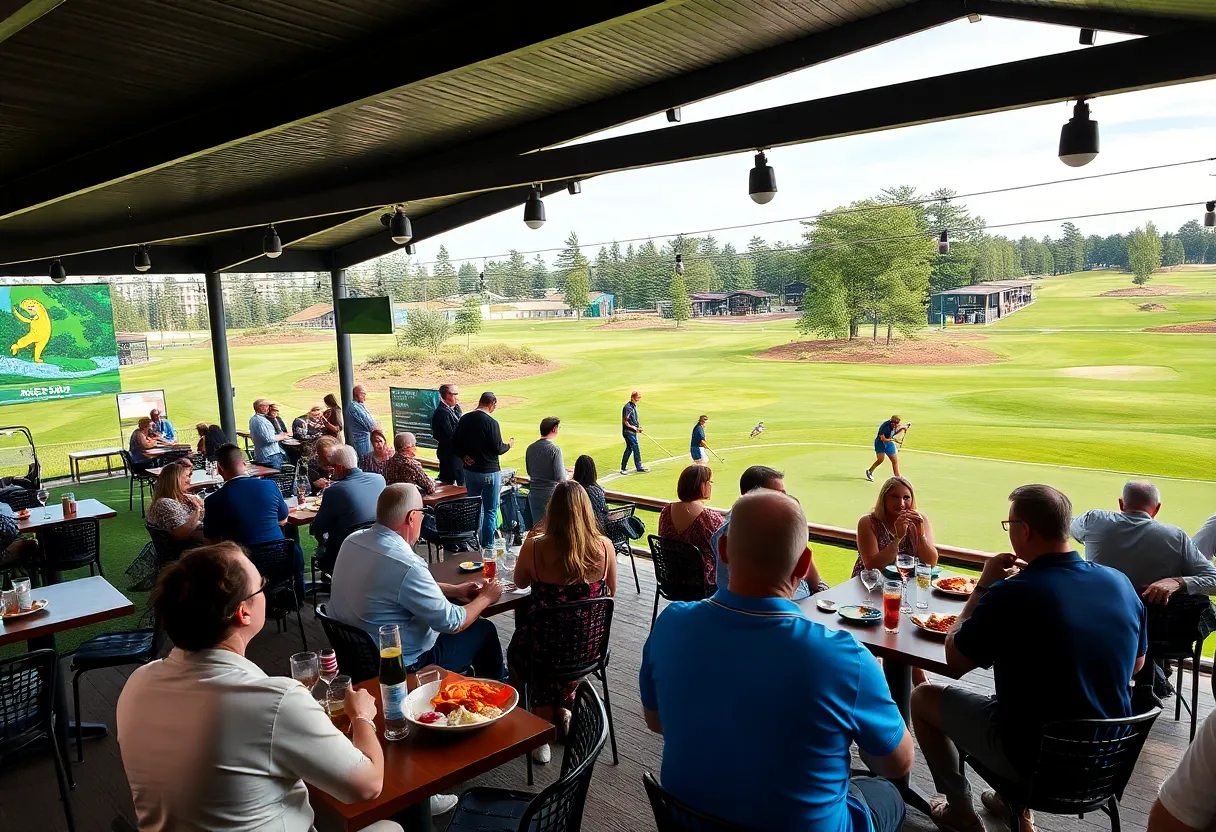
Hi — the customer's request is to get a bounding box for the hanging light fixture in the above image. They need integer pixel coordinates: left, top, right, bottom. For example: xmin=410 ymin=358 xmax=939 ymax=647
xmin=938 ymin=231 xmax=950 ymax=255
xmin=478 ymin=272 xmax=487 ymax=292
xmin=566 ymin=180 xmax=582 ymax=196
xmin=674 ymin=253 xmax=685 ymax=275
xmin=380 ymin=205 xmax=413 ymax=244
xmin=523 ymin=185 xmax=546 ymax=229
xmin=50 ymin=258 xmax=66 ymax=283
xmin=748 ymin=151 xmax=777 ymax=204
xmin=1205 ymin=201 xmax=1215 ymax=228
xmin=404 ymin=242 xmax=416 ymax=255
xmin=1079 ymin=28 xmax=1096 ymax=45
xmin=134 ymin=245 xmax=152 ymax=272
xmin=263 ymin=224 xmax=282 ymax=258
xmin=666 ymin=107 xmax=682 ymax=123
xmin=1058 ymin=99 xmax=1099 ymax=167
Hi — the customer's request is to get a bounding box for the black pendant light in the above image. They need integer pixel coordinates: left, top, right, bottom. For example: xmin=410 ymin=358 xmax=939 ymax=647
xmin=523 ymin=185 xmax=546 ymax=230
xmin=1058 ymin=99 xmax=1099 ymax=167
xmin=263 ymin=224 xmax=282 ymax=258
xmin=749 ymin=151 xmax=777 ymax=204
xmin=134 ymin=245 xmax=152 ymax=272
xmin=674 ymin=253 xmax=685 ymax=275
xmin=666 ymin=107 xmax=682 ymax=123
xmin=380 ymin=206 xmax=413 ymax=244
xmin=938 ymin=231 xmax=950 ymax=255
xmin=50 ymin=258 xmax=66 ymax=283
xmin=405 ymin=242 xmax=416 ymax=255
xmin=1205 ymin=201 xmax=1215 ymax=228
xmin=566 ymin=180 xmax=582 ymax=196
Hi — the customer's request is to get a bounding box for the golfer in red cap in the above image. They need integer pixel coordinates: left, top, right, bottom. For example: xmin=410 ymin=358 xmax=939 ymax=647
xmin=620 ymin=390 xmax=649 ymax=475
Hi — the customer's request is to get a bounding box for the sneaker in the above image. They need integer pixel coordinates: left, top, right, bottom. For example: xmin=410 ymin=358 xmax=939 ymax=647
xmin=430 ymin=794 xmax=458 ymax=816
xmin=865 ymin=469 xmax=874 ymax=482
xmin=981 ymin=791 xmax=1035 ymax=832
xmin=929 ymin=797 xmax=985 ymax=832
xmin=619 ymin=469 xmax=628 ymax=476
xmin=532 ymin=743 xmax=552 ymax=764
xmin=636 ymin=467 xmax=650 ymax=473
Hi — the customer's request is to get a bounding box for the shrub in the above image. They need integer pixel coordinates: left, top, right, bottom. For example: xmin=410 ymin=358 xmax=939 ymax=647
xmin=398 ymin=308 xmax=451 ymax=354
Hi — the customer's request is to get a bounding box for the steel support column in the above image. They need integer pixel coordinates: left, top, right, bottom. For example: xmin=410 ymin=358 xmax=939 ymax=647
xmin=331 ymin=268 xmax=355 ymax=447
xmin=205 ymin=271 xmax=236 ymax=441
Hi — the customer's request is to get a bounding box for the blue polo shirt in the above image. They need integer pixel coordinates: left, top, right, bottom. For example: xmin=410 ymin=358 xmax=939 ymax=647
xmin=875 ymin=420 xmax=896 ymax=442
xmin=622 ymin=401 xmax=639 ymax=438
xmin=640 ymin=589 xmax=905 ymax=831
xmin=690 ymin=423 xmax=705 ymax=457
xmin=202 ymin=475 xmax=288 ymax=546
xmin=952 ymin=552 xmax=1146 ymax=769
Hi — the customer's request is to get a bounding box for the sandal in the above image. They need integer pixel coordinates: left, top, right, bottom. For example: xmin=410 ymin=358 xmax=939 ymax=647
xmin=980 ymin=791 xmax=1036 ymax=832
xmin=929 ymin=797 xmax=986 ymax=832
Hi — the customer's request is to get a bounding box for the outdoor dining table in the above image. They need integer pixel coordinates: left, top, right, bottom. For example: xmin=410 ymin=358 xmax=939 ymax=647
xmin=803 ymin=572 xmax=972 ymax=816
xmin=308 ymin=665 xmax=554 ymax=832
xmin=143 ymin=444 xmax=193 ymax=458
xmin=17 ymin=497 xmax=117 ymax=534
xmin=423 ymin=482 xmax=466 ymax=507
xmin=0 ymin=576 xmax=135 ymax=773
xmin=145 ymin=463 xmax=280 ymax=491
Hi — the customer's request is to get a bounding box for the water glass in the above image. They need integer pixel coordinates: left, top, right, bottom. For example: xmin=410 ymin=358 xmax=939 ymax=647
xmin=859 ymin=568 xmax=881 ymax=605
xmin=1 ymin=589 xmax=16 ymax=615
xmin=915 ymin=561 xmax=932 ymax=610
xmin=882 ymin=580 xmax=902 ymax=634
xmin=415 ymin=668 xmax=442 ymax=692
xmin=290 ymin=651 xmax=320 ymax=696
xmin=36 ymin=488 xmax=49 ymax=519
xmin=326 ymin=675 xmax=352 ymax=734
xmin=12 ymin=578 xmax=32 ymax=611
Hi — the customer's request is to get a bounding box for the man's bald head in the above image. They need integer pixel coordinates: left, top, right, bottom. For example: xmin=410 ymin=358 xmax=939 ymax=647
xmin=726 ymin=489 xmax=808 ymax=583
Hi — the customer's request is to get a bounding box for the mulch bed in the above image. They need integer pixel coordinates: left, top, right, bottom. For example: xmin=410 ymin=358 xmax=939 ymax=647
xmin=197 ymin=331 xmax=333 ymax=347
xmin=698 ymin=312 xmax=800 ymax=324
xmin=1138 ymin=303 xmax=1167 ymax=311
xmin=594 ymin=317 xmax=668 ymax=330
xmin=1146 ymin=321 xmax=1216 ymax=333
xmin=1099 ymin=285 xmax=1187 ymax=297
xmin=295 ymin=360 xmax=557 ymax=393
xmin=756 ymin=338 xmax=1002 ymax=365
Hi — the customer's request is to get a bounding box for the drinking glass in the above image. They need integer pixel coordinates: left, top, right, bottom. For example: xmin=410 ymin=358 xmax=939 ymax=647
xmin=36 ymin=488 xmax=50 ymax=519
xmin=296 ymin=483 xmax=309 ymax=506
xmin=326 ymin=675 xmax=352 ymax=734
xmin=896 ymin=553 xmax=916 ymax=614
xmin=915 ymin=561 xmax=932 ymax=610
xmin=415 ymin=668 xmax=442 ymax=691
xmin=859 ymin=568 xmax=881 ymax=606
xmin=319 ymin=649 xmax=339 ymax=687
xmin=882 ymin=580 xmax=902 ymax=634
xmin=290 ymin=651 xmax=320 ymax=696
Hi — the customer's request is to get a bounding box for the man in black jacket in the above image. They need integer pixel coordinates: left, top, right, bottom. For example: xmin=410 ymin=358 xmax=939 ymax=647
xmin=431 ymin=383 xmax=463 ymax=485
xmin=451 ymin=392 xmax=514 ymax=548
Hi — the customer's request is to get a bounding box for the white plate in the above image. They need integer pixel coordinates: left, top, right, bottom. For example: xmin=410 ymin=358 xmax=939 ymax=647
xmin=932 ymin=576 xmax=978 ymax=597
xmin=1 ymin=598 xmax=49 ymax=619
xmin=911 ymin=612 xmax=957 ymax=636
xmin=405 ymin=678 xmax=518 ymax=732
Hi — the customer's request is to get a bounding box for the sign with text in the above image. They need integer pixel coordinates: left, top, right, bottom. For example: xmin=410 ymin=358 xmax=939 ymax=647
xmin=388 ymin=387 xmax=440 ymax=449
xmin=117 ymin=389 xmax=168 ymax=441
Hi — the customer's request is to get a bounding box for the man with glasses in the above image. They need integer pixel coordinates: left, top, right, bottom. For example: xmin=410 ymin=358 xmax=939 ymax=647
xmin=117 ymin=543 xmax=401 ymax=831
xmin=431 ymin=383 xmax=464 ymax=485
xmin=910 ymin=484 xmax=1146 ymax=832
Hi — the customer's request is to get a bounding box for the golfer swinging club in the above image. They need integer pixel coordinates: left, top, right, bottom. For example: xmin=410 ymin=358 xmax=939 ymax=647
xmin=690 ymin=414 xmax=709 ymax=465
xmin=865 ymin=414 xmax=910 ymax=482
xmin=620 ymin=390 xmax=649 ymax=475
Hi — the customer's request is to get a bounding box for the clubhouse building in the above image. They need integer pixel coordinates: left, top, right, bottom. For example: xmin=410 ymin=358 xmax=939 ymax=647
xmin=929 ymin=279 xmax=1035 ymax=326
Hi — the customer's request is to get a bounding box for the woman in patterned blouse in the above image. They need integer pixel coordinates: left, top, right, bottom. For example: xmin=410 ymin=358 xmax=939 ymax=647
xmin=657 ymin=465 xmax=725 ymax=587
xmin=360 ymin=428 xmax=393 ymax=476
xmin=146 ymin=458 xmax=204 ymax=543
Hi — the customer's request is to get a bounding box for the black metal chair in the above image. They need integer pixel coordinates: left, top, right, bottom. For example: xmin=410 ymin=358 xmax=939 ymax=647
xmin=0 ymin=649 xmax=75 ymax=832
xmin=273 ymin=463 xmax=298 ymax=498
xmin=145 ymin=522 xmax=192 ymax=567
xmin=189 ymin=452 xmax=207 ymax=471
xmin=447 ymin=681 xmax=608 ymax=832
xmin=517 ymin=597 xmax=617 ymax=785
xmin=644 ymin=771 xmax=753 ymax=831
xmin=3 ymin=488 xmax=38 ymax=511
xmin=316 ymin=603 xmax=380 ymax=683
xmin=244 ymin=538 xmax=307 ymax=650
xmin=40 ymin=518 xmax=103 ymax=583
xmin=70 ymin=610 xmax=162 ymax=762
xmin=647 ymin=535 xmax=712 ymax=628
xmin=604 ymin=503 xmax=641 ymax=593
xmin=424 ymin=496 xmax=482 ymax=559
xmin=1144 ymin=593 xmax=1215 ymax=740
xmin=119 ymin=449 xmax=156 ymax=512
xmin=0 ymin=537 xmax=39 ymax=590
xmin=961 ymin=707 xmax=1162 ymax=832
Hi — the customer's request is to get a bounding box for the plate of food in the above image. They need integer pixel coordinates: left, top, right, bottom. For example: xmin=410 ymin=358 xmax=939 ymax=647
xmin=14 ymin=509 xmax=29 ymax=520
xmin=1 ymin=598 xmax=48 ymax=619
xmin=883 ymin=564 xmax=942 ymax=580
xmin=458 ymin=561 xmax=484 ymax=572
xmin=932 ymin=576 xmax=979 ymax=597
xmin=407 ymin=675 xmax=517 ymax=732
xmin=837 ymin=604 xmax=882 ymax=623
xmin=911 ymin=612 xmax=958 ymax=636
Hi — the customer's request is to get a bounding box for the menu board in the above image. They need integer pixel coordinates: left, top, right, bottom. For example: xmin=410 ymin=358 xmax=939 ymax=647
xmin=388 ymin=387 xmax=440 ymax=449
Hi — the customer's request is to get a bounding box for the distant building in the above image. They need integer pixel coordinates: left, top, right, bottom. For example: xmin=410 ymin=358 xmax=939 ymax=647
xmin=489 ymin=291 xmax=613 ymax=319
xmin=116 ymin=334 xmax=149 ymax=366
xmin=928 ymin=279 xmax=1035 ymax=325
xmin=658 ymin=290 xmax=776 ymax=318
xmin=285 ymin=304 xmax=336 ymax=329
xmin=393 ymin=300 xmax=466 ymax=325
xmin=784 ymin=282 xmax=808 ymax=306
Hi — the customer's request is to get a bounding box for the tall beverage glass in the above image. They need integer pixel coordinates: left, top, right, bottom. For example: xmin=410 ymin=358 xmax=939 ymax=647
xmin=915 ymin=561 xmax=932 ymax=610
xmin=378 ymin=624 xmax=409 ymax=741
xmin=882 ymin=580 xmax=902 ymax=634
xmin=896 ymin=553 xmax=916 ymax=614
xmin=326 ymin=675 xmax=352 ymax=734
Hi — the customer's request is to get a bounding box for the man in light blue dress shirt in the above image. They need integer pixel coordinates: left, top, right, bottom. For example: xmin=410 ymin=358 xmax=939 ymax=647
xmin=347 ymin=385 xmax=377 ymax=459
xmin=249 ymin=398 xmax=289 ymax=470
xmin=149 ymin=407 xmax=176 ymax=443
xmin=328 ymin=483 xmax=505 ymax=678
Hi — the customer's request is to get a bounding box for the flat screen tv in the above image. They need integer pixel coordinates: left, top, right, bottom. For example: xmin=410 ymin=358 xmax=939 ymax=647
xmin=337 ymin=296 xmax=394 ymax=334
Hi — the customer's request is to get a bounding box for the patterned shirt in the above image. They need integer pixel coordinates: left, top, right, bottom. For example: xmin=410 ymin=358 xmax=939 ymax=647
xmin=383 ymin=454 xmax=436 ymax=495
xmin=148 ymin=498 xmax=192 ymax=532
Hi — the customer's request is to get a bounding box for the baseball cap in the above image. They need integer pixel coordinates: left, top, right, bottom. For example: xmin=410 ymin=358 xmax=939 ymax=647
xmin=631 ymin=390 xmax=641 ymax=399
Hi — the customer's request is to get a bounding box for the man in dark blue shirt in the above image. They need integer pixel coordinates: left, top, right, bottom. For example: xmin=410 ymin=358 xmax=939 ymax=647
xmin=689 ymin=414 xmax=708 ymax=465
xmin=203 ymin=444 xmax=290 ymax=547
xmin=911 ymin=484 xmax=1146 ymax=832
xmin=620 ymin=391 xmax=648 ymax=475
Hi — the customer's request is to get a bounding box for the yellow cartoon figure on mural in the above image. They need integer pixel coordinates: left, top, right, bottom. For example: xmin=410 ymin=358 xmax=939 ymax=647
xmin=11 ymin=299 xmax=52 ymax=363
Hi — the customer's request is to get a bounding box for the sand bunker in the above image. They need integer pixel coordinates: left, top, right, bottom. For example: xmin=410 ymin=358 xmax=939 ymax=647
xmin=756 ymin=338 xmax=1001 ymax=365
xmin=1058 ymin=365 xmax=1178 ymax=380
xmin=1147 ymin=321 xmax=1216 ymax=334
xmin=1100 ymin=285 xmax=1187 ymax=297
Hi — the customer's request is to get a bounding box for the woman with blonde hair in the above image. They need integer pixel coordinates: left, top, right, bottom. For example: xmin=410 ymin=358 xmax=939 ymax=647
xmin=854 ymin=475 xmax=938 ymax=576
xmin=508 ymin=481 xmax=617 ymax=765
xmin=147 ymin=458 xmax=204 ymax=543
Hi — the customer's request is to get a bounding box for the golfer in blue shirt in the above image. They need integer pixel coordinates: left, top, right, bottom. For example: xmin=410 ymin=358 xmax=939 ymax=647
xmin=641 ymin=490 xmax=912 ymax=832
xmin=865 ymin=414 xmax=909 ymax=482
xmin=620 ymin=391 xmax=648 ymax=475
xmin=689 ymin=415 xmax=709 ymax=465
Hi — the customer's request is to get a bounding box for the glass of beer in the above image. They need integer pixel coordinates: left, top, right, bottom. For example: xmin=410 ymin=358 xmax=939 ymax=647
xmin=326 ymin=675 xmax=352 ymax=734
xmin=378 ymin=625 xmax=409 ymax=741
xmin=915 ymin=561 xmax=932 ymax=610
xmin=883 ymin=580 xmax=902 ymax=634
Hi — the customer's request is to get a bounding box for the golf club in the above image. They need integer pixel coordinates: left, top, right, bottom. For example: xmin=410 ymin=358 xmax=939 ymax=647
xmin=642 ymin=431 xmax=675 ymax=458
xmin=896 ymin=423 xmax=913 ymax=448
xmin=706 ymin=445 xmax=727 ymax=464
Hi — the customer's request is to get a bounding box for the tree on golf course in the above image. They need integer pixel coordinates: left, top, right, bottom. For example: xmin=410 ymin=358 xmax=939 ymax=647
xmin=564 ymin=266 xmax=591 ymax=320
xmin=554 ymin=232 xmax=588 ymax=294
xmin=1162 ymin=234 xmax=1185 ymax=268
xmin=452 ymin=296 xmax=483 ymax=345
xmin=1127 ymin=223 xmax=1163 ymax=285
xmin=401 ymin=307 xmax=451 ymax=353
xmin=668 ymin=268 xmax=691 ymax=327
xmin=431 ymin=246 xmax=460 ymax=299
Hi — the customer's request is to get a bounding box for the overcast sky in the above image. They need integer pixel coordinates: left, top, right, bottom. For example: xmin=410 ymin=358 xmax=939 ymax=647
xmin=410 ymin=17 xmax=1216 ymax=271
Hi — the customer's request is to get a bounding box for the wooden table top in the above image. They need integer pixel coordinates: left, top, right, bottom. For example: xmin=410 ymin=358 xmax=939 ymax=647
xmin=423 ymin=482 xmax=467 ymax=507
xmin=285 ymin=495 xmax=317 ymax=526
xmin=0 ymin=576 xmax=135 ymax=647
xmin=146 ymin=465 xmax=280 ymax=491
xmin=800 ymin=574 xmax=970 ymax=678
xmin=308 ymin=666 xmax=554 ymax=830
xmin=429 ymin=556 xmax=530 ymax=616
xmin=144 ymin=445 xmax=193 ymax=458
xmin=237 ymin=429 xmax=301 ymax=447
xmin=68 ymin=447 xmax=123 ymax=459
xmin=17 ymin=499 xmax=117 ymax=533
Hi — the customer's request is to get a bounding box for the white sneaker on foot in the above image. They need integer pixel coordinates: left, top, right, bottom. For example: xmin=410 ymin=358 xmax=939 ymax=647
xmin=532 ymin=743 xmax=552 ymax=764
xmin=430 ymin=794 xmax=458 ymax=816
xmin=619 ymin=469 xmax=628 ymax=476
xmin=865 ymin=469 xmax=874 ymax=482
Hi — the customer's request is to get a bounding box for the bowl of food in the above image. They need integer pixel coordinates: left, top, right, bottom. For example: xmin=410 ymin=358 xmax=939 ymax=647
xmin=406 ymin=676 xmax=517 ymax=732
xmin=911 ymin=612 xmax=958 ymax=636
xmin=837 ymin=604 xmax=882 ymax=623
xmin=932 ymin=576 xmax=978 ymax=597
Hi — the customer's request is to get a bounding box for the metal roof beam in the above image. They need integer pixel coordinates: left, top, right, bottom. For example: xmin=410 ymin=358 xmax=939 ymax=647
xmin=208 ymin=211 xmax=368 ymax=272
xmin=964 ymin=0 xmax=1188 ymax=36
xmin=0 ymin=0 xmax=672 ymax=222
xmin=0 ymin=0 xmax=65 ymax=45
xmin=0 ymin=245 xmax=208 ymax=278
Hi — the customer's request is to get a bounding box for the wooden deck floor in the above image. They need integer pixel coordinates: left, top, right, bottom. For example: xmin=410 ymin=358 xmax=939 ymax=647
xmin=3 ymin=556 xmax=1206 ymax=832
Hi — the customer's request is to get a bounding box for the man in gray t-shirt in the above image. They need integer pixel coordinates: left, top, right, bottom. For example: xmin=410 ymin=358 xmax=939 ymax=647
xmin=525 ymin=417 xmax=566 ymax=526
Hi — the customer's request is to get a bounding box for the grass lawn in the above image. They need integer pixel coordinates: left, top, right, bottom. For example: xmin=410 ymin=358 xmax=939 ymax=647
xmin=5 ymin=268 xmax=1215 ymax=652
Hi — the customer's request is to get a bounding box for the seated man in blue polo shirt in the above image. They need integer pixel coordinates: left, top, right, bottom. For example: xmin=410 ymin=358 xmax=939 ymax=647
xmin=911 ymin=484 xmax=1146 ymax=832
xmin=641 ymin=489 xmax=913 ymax=832
xmin=312 ymin=444 xmax=385 ymax=576
xmin=203 ymin=444 xmax=289 ymax=547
